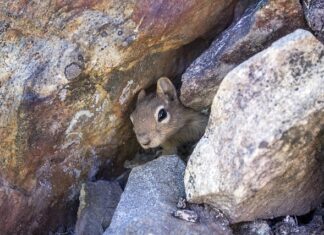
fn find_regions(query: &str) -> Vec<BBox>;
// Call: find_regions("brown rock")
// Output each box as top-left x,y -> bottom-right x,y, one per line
180,0 -> 306,110
0,0 -> 237,234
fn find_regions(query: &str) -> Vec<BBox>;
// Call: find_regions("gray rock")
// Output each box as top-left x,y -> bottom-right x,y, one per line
75,181 -> 122,235
185,29 -> 324,223
272,214 -> 324,235
64,63 -> 83,80
180,0 -> 306,110
303,0 -> 324,42
233,220 -> 272,235
105,155 -> 232,235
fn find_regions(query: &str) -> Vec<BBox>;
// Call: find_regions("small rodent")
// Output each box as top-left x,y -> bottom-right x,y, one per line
130,77 -> 208,155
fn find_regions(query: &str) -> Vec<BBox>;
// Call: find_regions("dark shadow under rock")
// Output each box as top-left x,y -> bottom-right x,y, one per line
232,206 -> 324,235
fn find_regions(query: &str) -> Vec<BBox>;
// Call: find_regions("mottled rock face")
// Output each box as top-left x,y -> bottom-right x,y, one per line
75,181 -> 122,235
185,30 -> 324,223
180,0 -> 306,110
105,156 -> 232,235
302,0 -> 324,42
0,0 -> 237,233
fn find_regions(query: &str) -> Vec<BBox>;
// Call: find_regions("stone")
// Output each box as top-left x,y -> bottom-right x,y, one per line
303,0 -> 324,42
233,206 -> 324,234
75,181 -> 122,235
172,209 -> 199,223
185,29 -> 324,223
105,156 -> 233,235
272,215 -> 324,235
180,0 -> 306,110
0,0 -> 238,233
233,221 -> 272,235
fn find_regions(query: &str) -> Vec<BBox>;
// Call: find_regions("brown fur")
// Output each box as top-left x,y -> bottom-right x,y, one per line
130,77 -> 208,155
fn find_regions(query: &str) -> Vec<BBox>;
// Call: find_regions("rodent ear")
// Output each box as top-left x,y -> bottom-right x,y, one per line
137,90 -> 146,104
157,77 -> 177,102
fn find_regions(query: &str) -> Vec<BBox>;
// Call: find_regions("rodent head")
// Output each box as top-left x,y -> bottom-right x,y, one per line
130,77 -> 187,149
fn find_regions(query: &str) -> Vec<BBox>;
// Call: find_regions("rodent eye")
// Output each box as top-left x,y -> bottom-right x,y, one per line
158,108 -> 167,122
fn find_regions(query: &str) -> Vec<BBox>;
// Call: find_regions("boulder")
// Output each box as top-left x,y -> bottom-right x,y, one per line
302,0 -> 324,42
0,0 -> 238,233
185,29 -> 324,222
180,0 -> 306,110
75,181 -> 122,235
105,156 -> 233,235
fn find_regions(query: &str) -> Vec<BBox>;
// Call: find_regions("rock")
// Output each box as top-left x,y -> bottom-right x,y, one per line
185,29 -> 324,223
0,0 -> 238,233
177,197 -> 187,209
180,0 -> 306,110
75,181 -> 122,235
172,209 -> 199,223
302,0 -> 324,42
105,156 -> 233,235
233,220 -> 272,235
272,214 -> 324,235
233,206 -> 324,234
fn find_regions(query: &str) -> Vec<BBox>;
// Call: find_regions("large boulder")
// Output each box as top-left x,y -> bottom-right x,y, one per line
185,29 -> 324,223
105,156 -> 233,235
75,181 -> 122,235
0,0 -> 238,233
180,0 -> 306,110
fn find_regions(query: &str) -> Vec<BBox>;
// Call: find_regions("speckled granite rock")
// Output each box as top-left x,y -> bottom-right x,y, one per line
0,0 -> 238,233
185,29 -> 324,223
105,156 -> 233,235
180,0 -> 306,110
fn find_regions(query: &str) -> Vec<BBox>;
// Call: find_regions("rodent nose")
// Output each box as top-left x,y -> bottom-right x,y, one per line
137,133 -> 151,146
141,139 -> 151,146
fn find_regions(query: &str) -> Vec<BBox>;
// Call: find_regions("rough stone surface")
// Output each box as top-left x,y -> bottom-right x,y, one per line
180,0 -> 306,110
185,29 -> 324,223
0,0 -> 238,233
233,221 -> 272,235
105,156 -> 233,235
272,214 -> 324,235
303,0 -> 324,43
233,206 -> 324,234
75,181 -> 122,235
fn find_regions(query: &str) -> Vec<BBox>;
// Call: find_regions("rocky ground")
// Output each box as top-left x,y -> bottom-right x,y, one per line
74,155 -> 324,235
0,0 -> 323,234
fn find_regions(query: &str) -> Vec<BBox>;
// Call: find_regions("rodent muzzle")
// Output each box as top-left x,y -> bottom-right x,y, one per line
136,133 -> 151,148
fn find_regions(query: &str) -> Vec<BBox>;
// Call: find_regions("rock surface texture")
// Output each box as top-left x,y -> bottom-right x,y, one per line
233,210 -> 324,235
303,0 -> 324,42
185,29 -> 324,223
75,181 -> 122,235
180,0 -> 306,110
105,156 -> 232,235
0,0 -> 237,233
